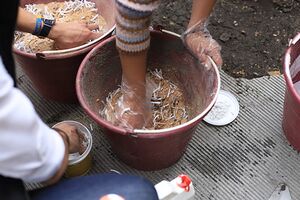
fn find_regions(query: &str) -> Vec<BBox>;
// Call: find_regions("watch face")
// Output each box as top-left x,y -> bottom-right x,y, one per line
44,18 -> 55,26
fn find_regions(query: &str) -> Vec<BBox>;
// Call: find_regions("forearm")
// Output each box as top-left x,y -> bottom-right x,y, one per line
116,1 -> 158,84
188,0 -> 216,28
16,7 -> 36,33
43,131 -> 69,186
115,0 -> 159,53
0,60 -> 67,183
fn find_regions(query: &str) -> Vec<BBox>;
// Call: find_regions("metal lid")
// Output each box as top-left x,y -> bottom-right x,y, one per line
204,90 -> 239,126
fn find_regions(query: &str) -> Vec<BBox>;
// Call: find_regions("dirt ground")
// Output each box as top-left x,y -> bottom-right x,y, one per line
152,0 -> 300,79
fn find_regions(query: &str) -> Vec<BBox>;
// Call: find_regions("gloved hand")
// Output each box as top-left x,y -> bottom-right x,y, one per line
116,77 -> 155,130
103,77 -> 155,130
182,20 -> 222,69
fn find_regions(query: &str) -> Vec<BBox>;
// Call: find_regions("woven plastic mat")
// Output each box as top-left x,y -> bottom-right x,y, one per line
17,66 -> 300,199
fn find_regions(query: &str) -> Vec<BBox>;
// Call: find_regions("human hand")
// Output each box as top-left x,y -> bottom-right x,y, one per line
48,21 -> 101,49
53,123 -> 81,154
182,21 -> 222,69
103,77 -> 154,130
44,123 -> 81,185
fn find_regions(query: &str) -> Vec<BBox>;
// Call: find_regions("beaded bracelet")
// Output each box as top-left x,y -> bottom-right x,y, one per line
32,17 -> 44,36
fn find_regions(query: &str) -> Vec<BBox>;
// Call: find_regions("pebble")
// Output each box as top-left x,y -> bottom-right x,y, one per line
220,32 -> 231,42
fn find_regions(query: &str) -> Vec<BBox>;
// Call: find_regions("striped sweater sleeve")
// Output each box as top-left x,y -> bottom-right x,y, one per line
116,0 -> 160,53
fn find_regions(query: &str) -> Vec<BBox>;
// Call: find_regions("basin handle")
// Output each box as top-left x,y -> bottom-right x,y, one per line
289,32 -> 300,46
34,26 -> 116,60
35,51 -> 83,60
151,25 -> 181,38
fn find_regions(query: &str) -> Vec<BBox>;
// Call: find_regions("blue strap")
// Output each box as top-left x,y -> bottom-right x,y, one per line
32,18 -> 43,36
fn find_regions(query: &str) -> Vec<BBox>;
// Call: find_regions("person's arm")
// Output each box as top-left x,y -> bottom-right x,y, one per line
188,0 -> 216,28
16,7 -> 36,33
114,0 -> 221,129
114,0 -> 160,129
16,7 -> 100,49
183,0 -> 222,68
44,124 -> 80,185
0,57 -> 78,184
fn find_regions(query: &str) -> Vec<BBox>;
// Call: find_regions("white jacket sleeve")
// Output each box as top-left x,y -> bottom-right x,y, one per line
0,57 -> 65,183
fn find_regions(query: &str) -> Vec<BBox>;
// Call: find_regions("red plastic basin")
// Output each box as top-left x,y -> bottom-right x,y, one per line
76,30 -> 220,170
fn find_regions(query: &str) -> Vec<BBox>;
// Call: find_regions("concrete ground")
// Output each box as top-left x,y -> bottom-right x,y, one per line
19,1 -> 300,198
19,65 -> 300,199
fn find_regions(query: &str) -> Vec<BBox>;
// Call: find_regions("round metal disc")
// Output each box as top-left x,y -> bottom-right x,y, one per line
204,90 -> 240,126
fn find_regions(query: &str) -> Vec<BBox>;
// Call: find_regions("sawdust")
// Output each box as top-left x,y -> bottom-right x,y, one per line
267,70 -> 281,77
78,130 -> 87,155
14,0 -> 106,53
101,69 -> 189,130
68,129 -> 89,162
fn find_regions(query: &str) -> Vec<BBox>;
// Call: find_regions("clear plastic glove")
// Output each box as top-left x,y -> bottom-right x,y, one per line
103,77 -> 156,130
182,20 -> 222,69
114,77 -> 156,130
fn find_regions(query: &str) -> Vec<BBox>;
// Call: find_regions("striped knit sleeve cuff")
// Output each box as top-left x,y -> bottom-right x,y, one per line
116,0 -> 159,53
117,0 -> 160,12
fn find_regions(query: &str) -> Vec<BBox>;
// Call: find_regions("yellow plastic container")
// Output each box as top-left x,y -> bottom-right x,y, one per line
53,120 -> 93,177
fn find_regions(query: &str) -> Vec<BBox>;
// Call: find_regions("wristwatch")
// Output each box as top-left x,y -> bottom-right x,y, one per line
39,18 -> 56,37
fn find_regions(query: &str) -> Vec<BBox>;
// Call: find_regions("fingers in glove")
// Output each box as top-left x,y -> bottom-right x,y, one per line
87,23 -> 99,31
205,39 -> 223,68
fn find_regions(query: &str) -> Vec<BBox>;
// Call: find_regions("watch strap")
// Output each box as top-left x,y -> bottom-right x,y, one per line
39,18 -> 56,37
